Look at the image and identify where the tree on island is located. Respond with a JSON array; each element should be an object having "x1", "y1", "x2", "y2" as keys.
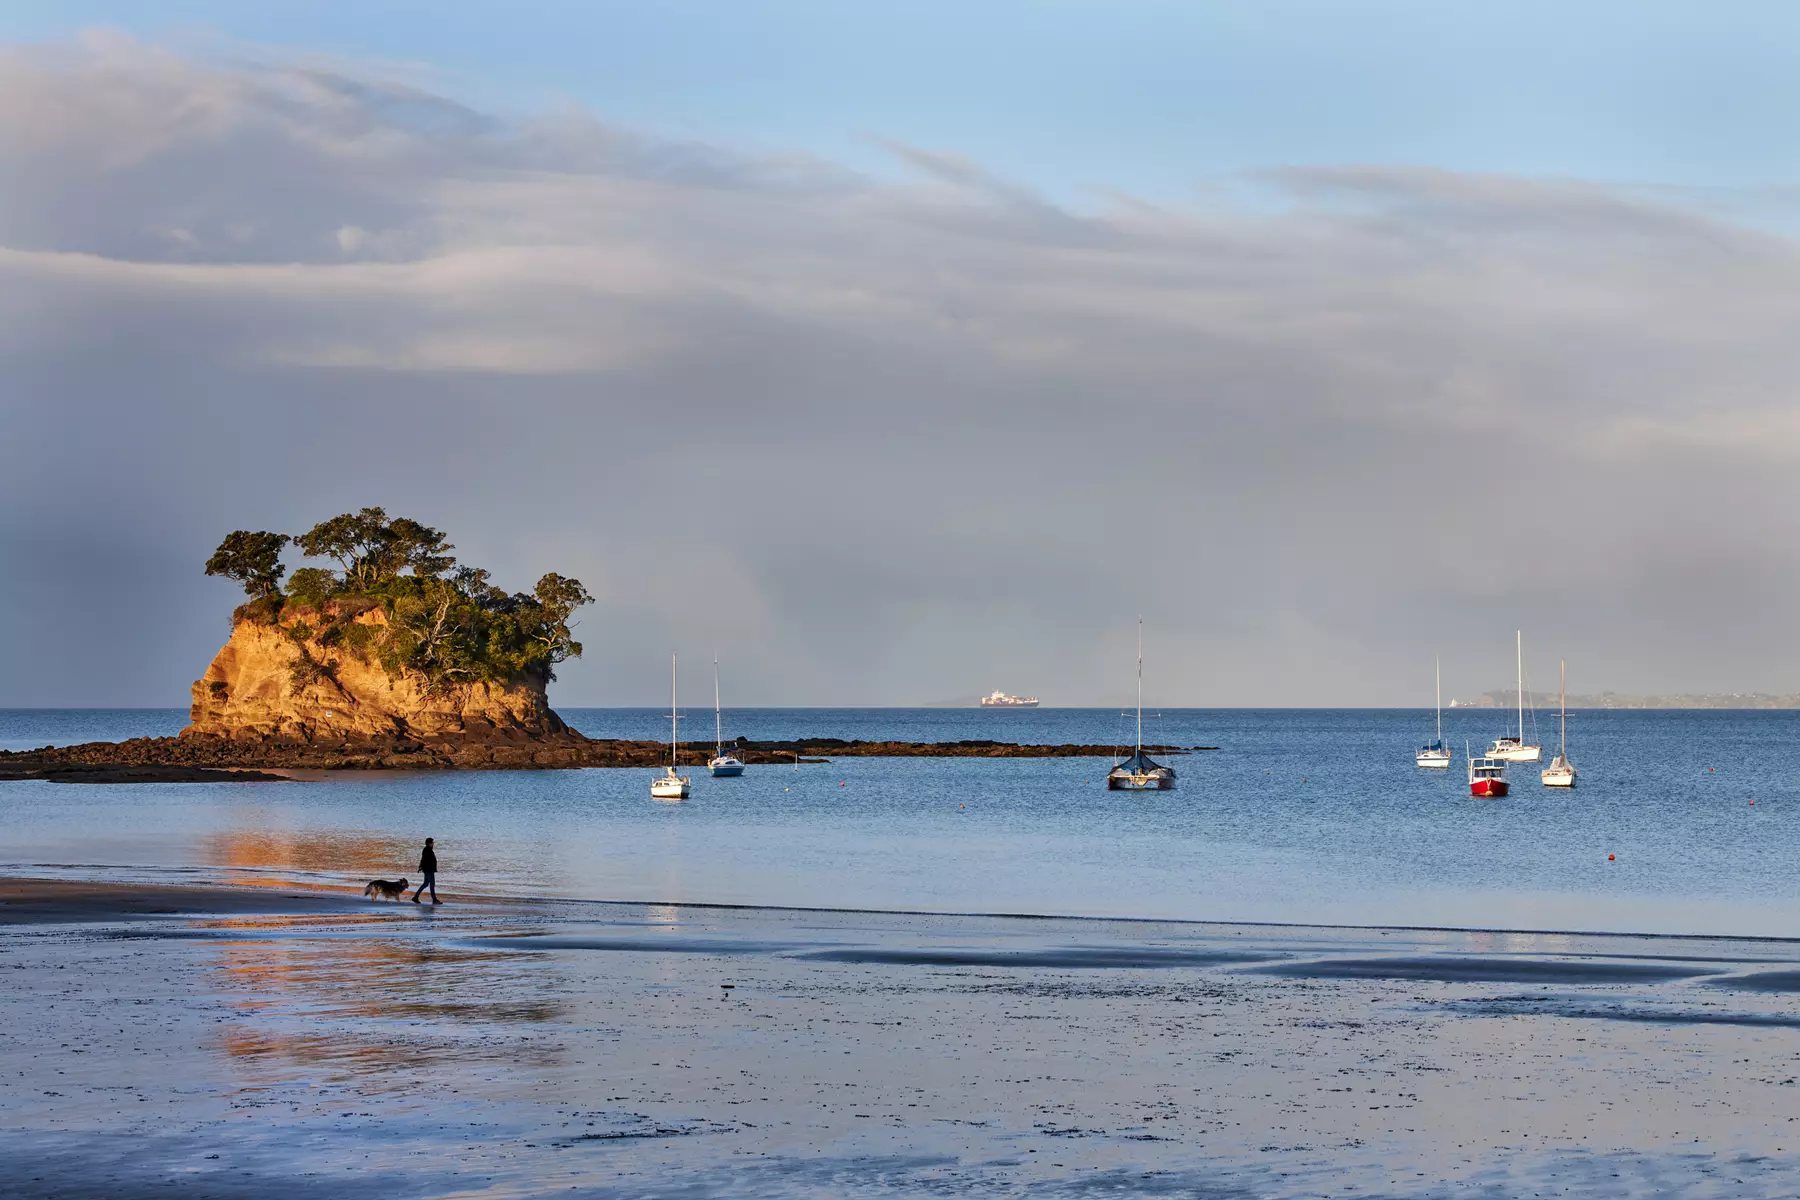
[
  {"x1": 204, "y1": 530, "x2": 290, "y2": 598},
  {"x1": 204, "y1": 511, "x2": 592, "y2": 689}
]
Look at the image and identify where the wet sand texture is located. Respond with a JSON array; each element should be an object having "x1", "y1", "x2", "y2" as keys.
[
  {"x1": 0, "y1": 878, "x2": 374, "y2": 924},
  {"x1": 1248, "y1": 955, "x2": 1728, "y2": 984},
  {"x1": 8, "y1": 879, "x2": 1800, "y2": 1197}
]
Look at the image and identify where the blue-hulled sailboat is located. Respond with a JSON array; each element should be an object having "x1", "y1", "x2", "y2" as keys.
[
  {"x1": 1106, "y1": 618, "x2": 1176, "y2": 791},
  {"x1": 707, "y1": 658, "x2": 745, "y2": 778}
]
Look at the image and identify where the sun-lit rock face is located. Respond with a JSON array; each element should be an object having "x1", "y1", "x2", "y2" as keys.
[{"x1": 184, "y1": 608, "x2": 575, "y2": 744}]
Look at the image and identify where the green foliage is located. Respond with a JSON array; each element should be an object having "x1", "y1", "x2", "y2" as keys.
[
  {"x1": 205, "y1": 530, "x2": 290, "y2": 598},
  {"x1": 204, "y1": 510, "x2": 592, "y2": 690},
  {"x1": 285, "y1": 567, "x2": 337, "y2": 609},
  {"x1": 294, "y1": 507, "x2": 456, "y2": 589}
]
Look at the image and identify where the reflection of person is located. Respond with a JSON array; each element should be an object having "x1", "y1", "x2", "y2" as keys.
[{"x1": 411, "y1": 838, "x2": 440, "y2": 904}]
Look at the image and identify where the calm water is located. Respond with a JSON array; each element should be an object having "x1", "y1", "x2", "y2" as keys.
[{"x1": 4, "y1": 706, "x2": 1800, "y2": 936}]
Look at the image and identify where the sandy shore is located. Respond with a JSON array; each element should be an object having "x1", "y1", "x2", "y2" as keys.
[{"x1": 5, "y1": 877, "x2": 1800, "y2": 1197}]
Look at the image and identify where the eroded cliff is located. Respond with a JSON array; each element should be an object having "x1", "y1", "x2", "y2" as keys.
[{"x1": 184, "y1": 607, "x2": 580, "y2": 746}]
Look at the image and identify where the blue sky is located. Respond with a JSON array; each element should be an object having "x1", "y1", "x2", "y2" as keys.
[{"x1": 9, "y1": 0, "x2": 1800, "y2": 201}]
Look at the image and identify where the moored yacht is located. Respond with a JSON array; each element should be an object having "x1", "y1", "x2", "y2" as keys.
[
  {"x1": 650, "y1": 652, "x2": 691, "y2": 800},
  {"x1": 707, "y1": 657, "x2": 745, "y2": 778},
  {"x1": 1541, "y1": 659, "x2": 1577, "y2": 788},
  {"x1": 1488, "y1": 630, "x2": 1542, "y2": 762},
  {"x1": 1417, "y1": 656, "x2": 1451, "y2": 768},
  {"x1": 1468, "y1": 742, "x2": 1509, "y2": 797},
  {"x1": 1106, "y1": 618, "x2": 1176, "y2": 791}
]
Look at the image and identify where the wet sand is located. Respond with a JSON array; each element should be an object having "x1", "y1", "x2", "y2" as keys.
[{"x1": 5, "y1": 878, "x2": 1800, "y2": 1196}]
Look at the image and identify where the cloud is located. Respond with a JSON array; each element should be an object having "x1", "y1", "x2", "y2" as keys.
[{"x1": 6, "y1": 32, "x2": 1800, "y2": 705}]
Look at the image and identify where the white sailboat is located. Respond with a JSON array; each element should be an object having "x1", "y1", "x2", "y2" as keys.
[
  {"x1": 1541, "y1": 660, "x2": 1576, "y2": 788},
  {"x1": 1416, "y1": 656, "x2": 1451, "y2": 768},
  {"x1": 1488, "y1": 631, "x2": 1542, "y2": 762},
  {"x1": 650, "y1": 652, "x2": 691, "y2": 799},
  {"x1": 1106, "y1": 618, "x2": 1176, "y2": 791},
  {"x1": 707, "y1": 657, "x2": 745, "y2": 777}
]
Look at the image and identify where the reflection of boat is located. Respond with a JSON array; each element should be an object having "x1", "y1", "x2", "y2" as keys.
[
  {"x1": 1468, "y1": 742, "x2": 1509, "y2": 797},
  {"x1": 1417, "y1": 656, "x2": 1451, "y2": 768},
  {"x1": 980, "y1": 690, "x2": 1040, "y2": 707},
  {"x1": 650, "y1": 653, "x2": 690, "y2": 800},
  {"x1": 1542, "y1": 660, "x2": 1577, "y2": 788},
  {"x1": 707, "y1": 657, "x2": 745, "y2": 778},
  {"x1": 1107, "y1": 618, "x2": 1175, "y2": 791},
  {"x1": 1488, "y1": 631, "x2": 1542, "y2": 762}
]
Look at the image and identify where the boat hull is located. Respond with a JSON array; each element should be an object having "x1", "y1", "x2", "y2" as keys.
[
  {"x1": 1541, "y1": 769, "x2": 1576, "y2": 788},
  {"x1": 1469, "y1": 778, "x2": 1508, "y2": 798},
  {"x1": 708, "y1": 762, "x2": 745, "y2": 777},
  {"x1": 650, "y1": 771, "x2": 691, "y2": 799},
  {"x1": 1416, "y1": 753, "x2": 1451, "y2": 769},
  {"x1": 1490, "y1": 746, "x2": 1542, "y2": 763},
  {"x1": 1108, "y1": 776, "x2": 1175, "y2": 790}
]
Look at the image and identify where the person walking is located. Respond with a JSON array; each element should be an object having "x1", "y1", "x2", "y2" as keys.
[{"x1": 411, "y1": 837, "x2": 440, "y2": 904}]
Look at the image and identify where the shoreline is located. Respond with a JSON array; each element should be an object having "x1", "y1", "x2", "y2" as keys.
[{"x1": 8, "y1": 874, "x2": 1800, "y2": 946}]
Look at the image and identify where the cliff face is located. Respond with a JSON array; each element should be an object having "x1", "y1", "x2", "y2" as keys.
[{"x1": 184, "y1": 608, "x2": 577, "y2": 744}]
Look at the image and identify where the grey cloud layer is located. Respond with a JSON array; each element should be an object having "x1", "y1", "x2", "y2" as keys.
[{"x1": 4, "y1": 32, "x2": 1798, "y2": 706}]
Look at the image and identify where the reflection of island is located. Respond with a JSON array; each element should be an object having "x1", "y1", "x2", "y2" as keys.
[
  {"x1": 202, "y1": 829, "x2": 416, "y2": 887},
  {"x1": 207, "y1": 926, "x2": 567, "y2": 1088}
]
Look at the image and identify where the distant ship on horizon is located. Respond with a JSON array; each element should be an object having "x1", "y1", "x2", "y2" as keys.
[{"x1": 980, "y1": 690, "x2": 1040, "y2": 707}]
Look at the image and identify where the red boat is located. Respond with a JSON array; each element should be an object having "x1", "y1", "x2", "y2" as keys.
[{"x1": 1468, "y1": 749, "x2": 1509, "y2": 798}]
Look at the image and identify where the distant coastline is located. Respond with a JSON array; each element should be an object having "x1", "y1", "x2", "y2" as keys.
[{"x1": 1453, "y1": 690, "x2": 1800, "y2": 710}]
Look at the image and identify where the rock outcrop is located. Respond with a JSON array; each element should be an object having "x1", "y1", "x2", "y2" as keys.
[{"x1": 184, "y1": 608, "x2": 579, "y2": 746}]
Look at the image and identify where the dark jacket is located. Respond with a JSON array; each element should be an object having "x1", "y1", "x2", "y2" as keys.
[{"x1": 419, "y1": 845, "x2": 438, "y2": 874}]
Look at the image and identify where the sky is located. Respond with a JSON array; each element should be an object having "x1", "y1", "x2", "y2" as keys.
[{"x1": 5, "y1": 4, "x2": 1800, "y2": 706}]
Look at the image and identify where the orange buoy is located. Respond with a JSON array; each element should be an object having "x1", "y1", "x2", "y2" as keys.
[{"x1": 1608, "y1": 854, "x2": 1616, "y2": 861}]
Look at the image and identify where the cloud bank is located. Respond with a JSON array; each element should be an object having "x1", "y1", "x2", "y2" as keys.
[{"x1": 6, "y1": 31, "x2": 1800, "y2": 706}]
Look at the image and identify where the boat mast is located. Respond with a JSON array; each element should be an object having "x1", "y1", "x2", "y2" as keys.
[
  {"x1": 671, "y1": 652, "x2": 678, "y2": 770},
  {"x1": 714, "y1": 656, "x2": 722, "y2": 757},
  {"x1": 1515, "y1": 630, "x2": 1523, "y2": 742},
  {"x1": 1435, "y1": 655, "x2": 1442, "y2": 744},
  {"x1": 1136, "y1": 617, "x2": 1144, "y2": 755},
  {"x1": 1559, "y1": 659, "x2": 1567, "y2": 757}
]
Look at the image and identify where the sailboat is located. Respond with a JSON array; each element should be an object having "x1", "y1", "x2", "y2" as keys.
[
  {"x1": 1106, "y1": 618, "x2": 1176, "y2": 791},
  {"x1": 1487, "y1": 630, "x2": 1542, "y2": 762},
  {"x1": 1541, "y1": 660, "x2": 1576, "y2": 788},
  {"x1": 650, "y1": 652, "x2": 691, "y2": 799},
  {"x1": 707, "y1": 657, "x2": 746, "y2": 778},
  {"x1": 1416, "y1": 656, "x2": 1451, "y2": 768}
]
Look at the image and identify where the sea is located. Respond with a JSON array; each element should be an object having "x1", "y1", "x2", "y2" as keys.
[{"x1": 3, "y1": 706, "x2": 1798, "y2": 938}]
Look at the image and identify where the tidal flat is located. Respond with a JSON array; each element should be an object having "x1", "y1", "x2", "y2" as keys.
[{"x1": 6, "y1": 879, "x2": 1800, "y2": 1197}]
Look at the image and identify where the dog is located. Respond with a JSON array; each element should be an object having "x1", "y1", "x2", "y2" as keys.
[{"x1": 362, "y1": 878, "x2": 410, "y2": 901}]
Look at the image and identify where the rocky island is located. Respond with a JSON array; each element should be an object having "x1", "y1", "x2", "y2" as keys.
[{"x1": 1, "y1": 509, "x2": 1202, "y2": 781}]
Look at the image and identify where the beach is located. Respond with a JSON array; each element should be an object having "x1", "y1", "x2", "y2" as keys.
[{"x1": 6, "y1": 876, "x2": 1800, "y2": 1197}]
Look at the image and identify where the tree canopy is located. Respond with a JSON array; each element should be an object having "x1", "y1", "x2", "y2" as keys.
[
  {"x1": 204, "y1": 530, "x2": 290, "y2": 598},
  {"x1": 204, "y1": 511, "x2": 592, "y2": 687}
]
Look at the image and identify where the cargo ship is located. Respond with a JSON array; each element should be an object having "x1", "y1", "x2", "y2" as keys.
[{"x1": 980, "y1": 690, "x2": 1040, "y2": 707}]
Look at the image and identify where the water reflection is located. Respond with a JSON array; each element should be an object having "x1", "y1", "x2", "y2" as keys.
[
  {"x1": 202, "y1": 829, "x2": 417, "y2": 886},
  {"x1": 203, "y1": 918, "x2": 569, "y2": 1089}
]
